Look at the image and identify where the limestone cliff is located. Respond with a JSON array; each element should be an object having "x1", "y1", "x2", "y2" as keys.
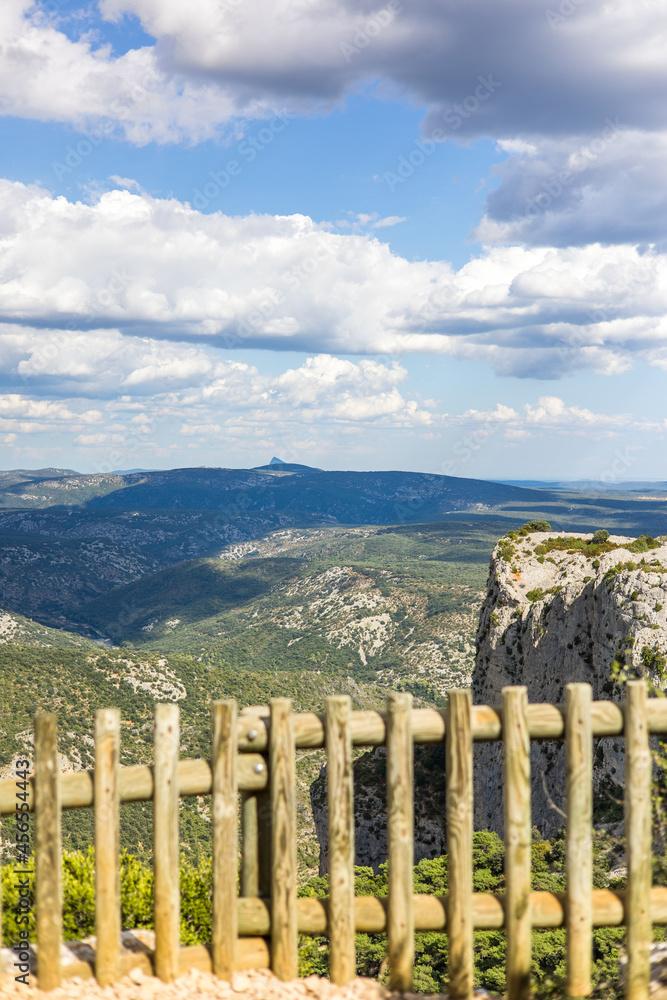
[
  {"x1": 312, "y1": 527, "x2": 667, "y2": 870},
  {"x1": 474, "y1": 528, "x2": 667, "y2": 837}
]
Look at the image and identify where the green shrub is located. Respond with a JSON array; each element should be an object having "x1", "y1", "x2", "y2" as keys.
[
  {"x1": 1, "y1": 850, "x2": 208, "y2": 947},
  {"x1": 519, "y1": 521, "x2": 552, "y2": 534},
  {"x1": 498, "y1": 540, "x2": 516, "y2": 563},
  {"x1": 641, "y1": 645, "x2": 667, "y2": 678},
  {"x1": 626, "y1": 535, "x2": 660, "y2": 554}
]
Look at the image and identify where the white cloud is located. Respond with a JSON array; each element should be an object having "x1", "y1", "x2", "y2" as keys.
[
  {"x1": 0, "y1": 0, "x2": 268, "y2": 144},
  {"x1": 454, "y1": 396, "x2": 667, "y2": 439},
  {"x1": 475, "y1": 129, "x2": 667, "y2": 248},
  {"x1": 0, "y1": 395, "x2": 101, "y2": 424},
  {"x1": 109, "y1": 175, "x2": 143, "y2": 191},
  {"x1": 372, "y1": 216, "x2": 406, "y2": 229},
  {"x1": 97, "y1": 0, "x2": 667, "y2": 141},
  {"x1": 3, "y1": 180, "x2": 667, "y2": 381},
  {"x1": 462, "y1": 403, "x2": 518, "y2": 423},
  {"x1": 74, "y1": 432, "x2": 124, "y2": 445}
]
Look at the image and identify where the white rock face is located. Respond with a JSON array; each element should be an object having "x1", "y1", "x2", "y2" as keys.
[{"x1": 473, "y1": 530, "x2": 667, "y2": 837}]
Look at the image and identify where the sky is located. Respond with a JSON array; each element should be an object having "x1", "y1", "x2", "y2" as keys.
[{"x1": 1, "y1": 0, "x2": 666, "y2": 481}]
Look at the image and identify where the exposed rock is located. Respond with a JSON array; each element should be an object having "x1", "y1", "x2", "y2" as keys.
[
  {"x1": 311, "y1": 745, "x2": 447, "y2": 872},
  {"x1": 314, "y1": 528, "x2": 667, "y2": 870},
  {"x1": 474, "y1": 529, "x2": 667, "y2": 837}
]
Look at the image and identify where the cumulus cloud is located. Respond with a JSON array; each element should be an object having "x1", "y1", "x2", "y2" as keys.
[
  {"x1": 457, "y1": 396, "x2": 667, "y2": 438},
  {"x1": 3, "y1": 181, "x2": 667, "y2": 379},
  {"x1": 474, "y1": 129, "x2": 667, "y2": 248},
  {"x1": 96, "y1": 0, "x2": 667, "y2": 139},
  {"x1": 0, "y1": 0, "x2": 274, "y2": 144},
  {"x1": 175, "y1": 354, "x2": 433, "y2": 429},
  {"x1": 0, "y1": 394, "x2": 102, "y2": 435},
  {"x1": 0, "y1": 353, "x2": 434, "y2": 461}
]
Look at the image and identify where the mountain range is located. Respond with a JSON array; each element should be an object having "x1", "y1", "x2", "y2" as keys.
[{"x1": 0, "y1": 461, "x2": 665, "y2": 872}]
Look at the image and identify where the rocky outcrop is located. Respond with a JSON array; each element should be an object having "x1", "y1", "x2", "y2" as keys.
[
  {"x1": 312, "y1": 528, "x2": 667, "y2": 870},
  {"x1": 474, "y1": 529, "x2": 667, "y2": 837},
  {"x1": 311, "y1": 744, "x2": 448, "y2": 872}
]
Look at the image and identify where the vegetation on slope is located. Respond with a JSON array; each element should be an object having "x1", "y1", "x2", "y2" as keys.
[{"x1": 0, "y1": 644, "x2": 390, "y2": 876}]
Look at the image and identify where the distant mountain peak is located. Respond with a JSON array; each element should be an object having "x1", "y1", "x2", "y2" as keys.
[{"x1": 252, "y1": 458, "x2": 324, "y2": 473}]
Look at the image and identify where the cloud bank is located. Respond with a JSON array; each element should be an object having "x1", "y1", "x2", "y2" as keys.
[{"x1": 2, "y1": 180, "x2": 667, "y2": 386}]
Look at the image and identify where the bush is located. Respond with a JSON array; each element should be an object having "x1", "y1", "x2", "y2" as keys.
[
  {"x1": 1, "y1": 850, "x2": 207, "y2": 947},
  {"x1": 592, "y1": 530, "x2": 610, "y2": 544},
  {"x1": 519, "y1": 521, "x2": 552, "y2": 534}
]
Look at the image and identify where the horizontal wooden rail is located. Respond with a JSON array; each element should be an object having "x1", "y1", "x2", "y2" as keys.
[
  {"x1": 0, "y1": 754, "x2": 268, "y2": 817},
  {"x1": 4, "y1": 699, "x2": 666, "y2": 817},
  {"x1": 234, "y1": 887, "x2": 667, "y2": 936},
  {"x1": 236, "y1": 700, "x2": 667, "y2": 751}
]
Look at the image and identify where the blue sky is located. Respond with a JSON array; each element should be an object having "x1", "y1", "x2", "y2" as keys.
[{"x1": 0, "y1": 0, "x2": 666, "y2": 481}]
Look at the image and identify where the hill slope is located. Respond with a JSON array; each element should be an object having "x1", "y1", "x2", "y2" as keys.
[{"x1": 77, "y1": 522, "x2": 494, "y2": 696}]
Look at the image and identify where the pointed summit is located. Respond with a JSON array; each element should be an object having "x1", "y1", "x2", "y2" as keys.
[{"x1": 252, "y1": 458, "x2": 324, "y2": 473}]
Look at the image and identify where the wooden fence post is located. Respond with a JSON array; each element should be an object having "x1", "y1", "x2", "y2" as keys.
[
  {"x1": 212, "y1": 700, "x2": 238, "y2": 980},
  {"x1": 386, "y1": 691, "x2": 414, "y2": 992},
  {"x1": 154, "y1": 704, "x2": 180, "y2": 983},
  {"x1": 503, "y1": 686, "x2": 532, "y2": 1000},
  {"x1": 94, "y1": 708, "x2": 121, "y2": 987},
  {"x1": 269, "y1": 698, "x2": 297, "y2": 980},
  {"x1": 625, "y1": 680, "x2": 651, "y2": 1000},
  {"x1": 35, "y1": 714, "x2": 62, "y2": 992},
  {"x1": 565, "y1": 683, "x2": 593, "y2": 998},
  {"x1": 447, "y1": 689, "x2": 474, "y2": 1000},
  {"x1": 326, "y1": 695, "x2": 356, "y2": 985}
]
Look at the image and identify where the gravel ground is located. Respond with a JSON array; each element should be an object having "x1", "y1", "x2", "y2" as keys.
[{"x1": 0, "y1": 968, "x2": 471, "y2": 1000}]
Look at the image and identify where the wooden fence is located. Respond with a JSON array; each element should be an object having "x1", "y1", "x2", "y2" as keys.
[{"x1": 0, "y1": 681, "x2": 665, "y2": 999}]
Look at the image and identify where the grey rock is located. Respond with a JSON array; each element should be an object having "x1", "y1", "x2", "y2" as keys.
[{"x1": 474, "y1": 530, "x2": 667, "y2": 837}]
